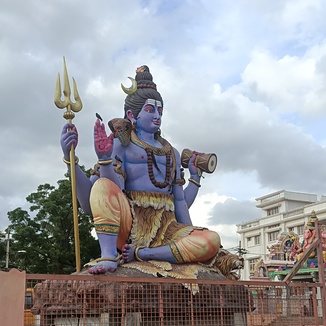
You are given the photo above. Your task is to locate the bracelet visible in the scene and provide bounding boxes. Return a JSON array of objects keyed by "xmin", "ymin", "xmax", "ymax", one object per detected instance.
[
  {"xmin": 134, "ymin": 246, "xmax": 146, "ymax": 262},
  {"xmin": 63, "ymin": 156, "xmax": 79, "ymax": 165},
  {"xmin": 188, "ymin": 178, "xmax": 201, "ymax": 187},
  {"xmin": 98, "ymin": 159, "xmax": 113, "ymax": 165}
]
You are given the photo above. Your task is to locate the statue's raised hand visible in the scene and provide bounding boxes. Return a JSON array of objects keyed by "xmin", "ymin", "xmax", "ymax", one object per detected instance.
[
  {"xmin": 188, "ymin": 152, "xmax": 200, "ymax": 176},
  {"xmin": 94, "ymin": 118, "xmax": 114, "ymax": 160},
  {"xmin": 60, "ymin": 123, "xmax": 78, "ymax": 160}
]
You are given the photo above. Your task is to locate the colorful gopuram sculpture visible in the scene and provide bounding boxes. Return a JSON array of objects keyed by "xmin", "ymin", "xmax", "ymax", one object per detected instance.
[
  {"xmin": 60, "ymin": 65, "xmax": 225, "ymax": 275},
  {"xmin": 264, "ymin": 210, "xmax": 326, "ymax": 272},
  {"xmin": 295, "ymin": 211, "xmax": 318, "ymax": 262},
  {"xmin": 267, "ymin": 231, "xmax": 301, "ymax": 261}
]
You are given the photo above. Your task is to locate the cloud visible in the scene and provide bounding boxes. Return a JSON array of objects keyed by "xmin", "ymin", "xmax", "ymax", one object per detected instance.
[
  {"xmin": 241, "ymin": 47, "xmax": 326, "ymax": 116},
  {"xmin": 208, "ymin": 198, "xmax": 260, "ymax": 226}
]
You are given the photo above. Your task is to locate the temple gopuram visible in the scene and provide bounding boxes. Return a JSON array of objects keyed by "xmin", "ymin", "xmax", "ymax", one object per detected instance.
[{"xmin": 250, "ymin": 210, "xmax": 326, "ymax": 282}]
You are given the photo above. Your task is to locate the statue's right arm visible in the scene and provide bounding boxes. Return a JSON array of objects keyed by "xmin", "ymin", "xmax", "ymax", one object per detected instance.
[
  {"xmin": 94, "ymin": 119, "xmax": 124, "ymax": 189},
  {"xmin": 61, "ymin": 123, "xmax": 93, "ymax": 215}
]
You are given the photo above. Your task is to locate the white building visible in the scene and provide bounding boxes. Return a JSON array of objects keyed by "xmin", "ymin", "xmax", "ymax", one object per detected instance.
[{"xmin": 236, "ymin": 190, "xmax": 326, "ymax": 280}]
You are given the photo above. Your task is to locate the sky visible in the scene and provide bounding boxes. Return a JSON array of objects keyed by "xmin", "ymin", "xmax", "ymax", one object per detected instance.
[{"xmin": 1, "ymin": 0, "xmax": 326, "ymax": 251}]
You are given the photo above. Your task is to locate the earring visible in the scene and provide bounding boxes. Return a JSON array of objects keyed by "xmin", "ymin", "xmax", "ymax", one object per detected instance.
[{"xmin": 154, "ymin": 129, "xmax": 161, "ymax": 139}]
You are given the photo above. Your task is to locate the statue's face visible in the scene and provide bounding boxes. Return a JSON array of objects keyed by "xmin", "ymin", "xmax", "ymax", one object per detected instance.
[
  {"xmin": 304, "ymin": 229, "xmax": 311, "ymax": 239},
  {"xmin": 136, "ymin": 99, "xmax": 163, "ymax": 133}
]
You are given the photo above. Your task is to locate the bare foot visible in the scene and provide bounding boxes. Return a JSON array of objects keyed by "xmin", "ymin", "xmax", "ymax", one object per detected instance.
[
  {"xmin": 122, "ymin": 244, "xmax": 136, "ymax": 263},
  {"xmin": 88, "ymin": 257, "xmax": 120, "ymax": 274}
]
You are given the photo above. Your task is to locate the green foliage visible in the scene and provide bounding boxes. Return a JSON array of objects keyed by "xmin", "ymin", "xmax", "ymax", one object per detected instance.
[
  {"xmin": 0, "ymin": 230, "xmax": 6, "ymax": 266},
  {"xmin": 5, "ymin": 169, "xmax": 100, "ymax": 274}
]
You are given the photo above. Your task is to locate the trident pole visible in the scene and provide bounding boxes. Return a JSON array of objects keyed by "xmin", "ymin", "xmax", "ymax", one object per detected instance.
[{"xmin": 54, "ymin": 57, "xmax": 83, "ymax": 272}]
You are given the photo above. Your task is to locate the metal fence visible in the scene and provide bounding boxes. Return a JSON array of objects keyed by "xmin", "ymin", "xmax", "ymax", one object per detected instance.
[{"xmin": 22, "ymin": 274, "xmax": 324, "ymax": 326}]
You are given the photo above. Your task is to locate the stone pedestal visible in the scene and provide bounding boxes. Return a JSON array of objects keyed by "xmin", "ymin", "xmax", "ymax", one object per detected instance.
[{"xmin": 32, "ymin": 265, "xmax": 253, "ymax": 326}]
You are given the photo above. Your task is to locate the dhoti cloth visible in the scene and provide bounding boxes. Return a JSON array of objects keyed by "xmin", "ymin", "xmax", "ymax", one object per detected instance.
[{"xmin": 90, "ymin": 178, "xmax": 220, "ymax": 263}]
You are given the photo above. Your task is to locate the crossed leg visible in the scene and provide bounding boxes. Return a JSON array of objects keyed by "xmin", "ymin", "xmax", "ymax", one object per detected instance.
[
  {"xmin": 88, "ymin": 178, "xmax": 221, "ymax": 273},
  {"xmin": 121, "ymin": 229, "xmax": 220, "ymax": 264}
]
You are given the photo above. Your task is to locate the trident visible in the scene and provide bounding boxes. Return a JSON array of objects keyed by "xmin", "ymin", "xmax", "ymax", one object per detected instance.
[{"xmin": 54, "ymin": 57, "xmax": 83, "ymax": 272}]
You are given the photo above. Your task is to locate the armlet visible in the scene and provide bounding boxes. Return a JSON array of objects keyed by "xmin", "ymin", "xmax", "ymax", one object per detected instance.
[
  {"xmin": 90, "ymin": 161, "xmax": 127, "ymax": 180},
  {"xmin": 173, "ymin": 178, "xmax": 186, "ymax": 186},
  {"xmin": 90, "ymin": 163, "xmax": 100, "ymax": 177},
  {"xmin": 113, "ymin": 161, "xmax": 127, "ymax": 180}
]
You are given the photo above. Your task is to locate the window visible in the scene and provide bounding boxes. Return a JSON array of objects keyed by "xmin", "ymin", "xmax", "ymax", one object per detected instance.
[
  {"xmin": 288, "ymin": 227, "xmax": 294, "ymax": 232},
  {"xmin": 267, "ymin": 223, "xmax": 280, "ymax": 229},
  {"xmin": 267, "ymin": 207, "xmax": 279, "ymax": 216},
  {"xmin": 297, "ymin": 225, "xmax": 304, "ymax": 235},
  {"xmin": 254, "ymin": 235, "xmax": 260, "ymax": 245},
  {"xmin": 268, "ymin": 231, "xmax": 279, "ymax": 242},
  {"xmin": 249, "ymin": 258, "xmax": 260, "ymax": 273}
]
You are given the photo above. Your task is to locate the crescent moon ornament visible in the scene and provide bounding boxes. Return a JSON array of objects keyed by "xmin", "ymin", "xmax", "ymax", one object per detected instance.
[{"xmin": 121, "ymin": 77, "xmax": 137, "ymax": 95}]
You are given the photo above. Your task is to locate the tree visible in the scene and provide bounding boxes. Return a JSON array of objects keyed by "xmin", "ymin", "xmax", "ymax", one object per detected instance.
[
  {"xmin": 0, "ymin": 230, "xmax": 6, "ymax": 267},
  {"xmin": 6, "ymin": 171, "xmax": 100, "ymax": 274}
]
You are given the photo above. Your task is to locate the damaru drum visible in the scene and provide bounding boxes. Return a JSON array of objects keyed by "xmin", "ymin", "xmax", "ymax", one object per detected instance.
[{"xmin": 181, "ymin": 149, "xmax": 218, "ymax": 174}]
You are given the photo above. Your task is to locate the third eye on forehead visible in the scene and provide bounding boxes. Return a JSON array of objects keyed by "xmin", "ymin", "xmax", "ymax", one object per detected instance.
[
  {"xmin": 144, "ymin": 99, "xmax": 163, "ymax": 115},
  {"xmin": 145, "ymin": 99, "xmax": 162, "ymax": 107}
]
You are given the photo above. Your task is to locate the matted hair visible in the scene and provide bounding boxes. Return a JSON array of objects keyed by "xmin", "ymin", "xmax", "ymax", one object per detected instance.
[{"xmin": 124, "ymin": 66, "xmax": 163, "ymax": 119}]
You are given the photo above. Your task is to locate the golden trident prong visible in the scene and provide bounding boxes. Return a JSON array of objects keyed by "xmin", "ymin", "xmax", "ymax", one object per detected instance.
[
  {"xmin": 54, "ymin": 57, "xmax": 82, "ymax": 272},
  {"xmin": 55, "ymin": 57, "xmax": 83, "ymax": 121}
]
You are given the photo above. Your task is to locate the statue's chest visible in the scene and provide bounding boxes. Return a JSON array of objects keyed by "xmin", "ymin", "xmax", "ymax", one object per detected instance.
[{"xmin": 126, "ymin": 144, "xmax": 170, "ymax": 166}]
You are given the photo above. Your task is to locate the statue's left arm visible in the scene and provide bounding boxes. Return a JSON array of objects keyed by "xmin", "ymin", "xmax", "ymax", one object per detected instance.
[{"xmin": 172, "ymin": 149, "xmax": 193, "ymax": 226}]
